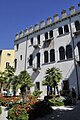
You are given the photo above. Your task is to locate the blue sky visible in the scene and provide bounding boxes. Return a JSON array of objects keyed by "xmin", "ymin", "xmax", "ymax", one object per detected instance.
[{"xmin": 0, "ymin": 0, "xmax": 80, "ymax": 49}]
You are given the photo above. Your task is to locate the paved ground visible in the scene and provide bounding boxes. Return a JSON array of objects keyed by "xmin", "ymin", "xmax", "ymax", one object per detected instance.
[
  {"xmin": 36, "ymin": 101, "xmax": 80, "ymax": 120},
  {"xmin": 0, "ymin": 106, "xmax": 8, "ymax": 120},
  {"xmin": 0, "ymin": 101, "xmax": 80, "ymax": 120}
]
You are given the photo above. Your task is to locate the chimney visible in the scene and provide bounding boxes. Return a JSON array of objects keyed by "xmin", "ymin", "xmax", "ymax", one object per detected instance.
[
  {"xmin": 47, "ymin": 16, "xmax": 52, "ymax": 25},
  {"xmin": 15, "ymin": 33, "xmax": 19, "ymax": 40},
  {"xmin": 69, "ymin": 6, "xmax": 75, "ymax": 15},
  {"xmin": 20, "ymin": 31, "xmax": 23, "ymax": 38},
  {"xmin": 61, "ymin": 9, "xmax": 67, "ymax": 18},
  {"xmin": 54, "ymin": 14, "xmax": 59, "ymax": 22},
  {"xmin": 78, "ymin": 3, "xmax": 80, "ymax": 10},
  {"xmin": 40, "ymin": 20, "xmax": 45, "ymax": 28},
  {"xmin": 29, "ymin": 26, "xmax": 33, "ymax": 33},
  {"xmin": 34, "ymin": 24, "xmax": 39, "ymax": 31},
  {"xmin": 24, "ymin": 28, "xmax": 29, "ymax": 35}
]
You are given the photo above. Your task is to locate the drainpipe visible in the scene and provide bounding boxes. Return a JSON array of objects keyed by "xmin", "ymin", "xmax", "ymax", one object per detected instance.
[{"xmin": 69, "ymin": 16, "xmax": 80, "ymax": 99}]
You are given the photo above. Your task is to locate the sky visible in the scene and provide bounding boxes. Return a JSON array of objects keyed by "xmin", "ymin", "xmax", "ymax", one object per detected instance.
[{"xmin": 0, "ymin": 0, "xmax": 80, "ymax": 49}]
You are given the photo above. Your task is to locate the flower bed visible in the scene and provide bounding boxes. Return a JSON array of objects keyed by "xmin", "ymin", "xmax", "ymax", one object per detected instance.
[{"xmin": 0, "ymin": 95, "xmax": 21, "ymax": 107}]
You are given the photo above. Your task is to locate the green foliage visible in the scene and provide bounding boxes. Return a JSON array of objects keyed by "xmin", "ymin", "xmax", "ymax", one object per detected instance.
[
  {"xmin": 3, "ymin": 66, "xmax": 15, "ymax": 91},
  {"xmin": 33, "ymin": 90, "xmax": 42, "ymax": 98},
  {"xmin": 48, "ymin": 96, "xmax": 64, "ymax": 106},
  {"xmin": 42, "ymin": 67, "xmax": 62, "ymax": 87},
  {"xmin": 18, "ymin": 70, "xmax": 33, "ymax": 88},
  {"xmin": 7, "ymin": 108, "xmax": 29, "ymax": 120},
  {"xmin": 0, "ymin": 107, "xmax": 2, "ymax": 114},
  {"xmin": 17, "ymin": 111, "xmax": 29, "ymax": 120},
  {"xmin": 0, "ymin": 71, "xmax": 6, "ymax": 91}
]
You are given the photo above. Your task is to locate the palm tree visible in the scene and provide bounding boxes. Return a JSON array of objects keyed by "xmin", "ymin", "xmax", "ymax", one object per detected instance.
[
  {"xmin": 4, "ymin": 66, "xmax": 15, "ymax": 94},
  {"xmin": 42, "ymin": 67, "xmax": 62, "ymax": 95},
  {"xmin": 12, "ymin": 75, "xmax": 19, "ymax": 96},
  {"xmin": 0, "ymin": 71, "xmax": 6, "ymax": 92},
  {"xmin": 18, "ymin": 70, "xmax": 33, "ymax": 101}
]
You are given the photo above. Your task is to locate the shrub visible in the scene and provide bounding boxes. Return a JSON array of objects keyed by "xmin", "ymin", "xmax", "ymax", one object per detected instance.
[
  {"xmin": 48, "ymin": 96, "xmax": 64, "ymax": 106},
  {"xmin": 0, "ymin": 107, "xmax": 2, "ymax": 114},
  {"xmin": 7, "ymin": 107, "xmax": 29, "ymax": 120},
  {"xmin": 63, "ymin": 96, "xmax": 72, "ymax": 105},
  {"xmin": 28, "ymin": 100, "xmax": 53, "ymax": 120},
  {"xmin": 33, "ymin": 90, "xmax": 42, "ymax": 98}
]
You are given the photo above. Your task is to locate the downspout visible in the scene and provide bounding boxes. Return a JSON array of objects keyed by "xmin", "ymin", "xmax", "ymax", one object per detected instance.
[{"xmin": 24, "ymin": 36, "xmax": 28, "ymax": 70}]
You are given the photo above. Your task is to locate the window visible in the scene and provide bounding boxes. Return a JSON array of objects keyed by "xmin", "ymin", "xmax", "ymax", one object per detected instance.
[
  {"xmin": 20, "ymin": 55, "xmax": 22, "ymax": 60},
  {"xmin": 64, "ymin": 25, "xmax": 69, "ymax": 33},
  {"xmin": 35, "ymin": 82, "xmax": 40, "ymax": 90},
  {"xmin": 14, "ymin": 59, "xmax": 17, "ymax": 69},
  {"xmin": 37, "ymin": 53, "xmax": 40, "ymax": 67},
  {"xmin": 29, "ymin": 55, "xmax": 33, "ymax": 66},
  {"xmin": 31, "ymin": 38, "xmax": 33, "ymax": 45},
  {"xmin": 50, "ymin": 49, "xmax": 55, "ymax": 62},
  {"xmin": 49, "ymin": 30, "xmax": 53, "ymax": 38},
  {"xmin": 45, "ymin": 32, "xmax": 48, "ymax": 40},
  {"xmin": 66, "ymin": 45, "xmax": 72, "ymax": 59},
  {"xmin": 58, "ymin": 27, "xmax": 63, "ymax": 35},
  {"xmin": 59, "ymin": 47, "xmax": 65, "ymax": 60},
  {"xmin": 44, "ymin": 51, "xmax": 48, "ymax": 63},
  {"xmin": 7, "ymin": 53, "xmax": 11, "ymax": 56},
  {"xmin": 75, "ymin": 21, "xmax": 80, "ymax": 31},
  {"xmin": 77, "ymin": 42, "xmax": 80, "ymax": 59},
  {"xmin": 37, "ymin": 35, "xmax": 40, "ymax": 44},
  {"xmin": 16, "ymin": 44, "xmax": 19, "ymax": 51},
  {"xmin": 6, "ymin": 62, "xmax": 10, "ymax": 68}
]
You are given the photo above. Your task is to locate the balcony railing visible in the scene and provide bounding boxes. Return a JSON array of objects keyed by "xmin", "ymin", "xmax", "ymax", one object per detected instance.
[
  {"xmin": 43, "ymin": 37, "xmax": 54, "ymax": 42},
  {"xmin": 32, "ymin": 63, "xmax": 40, "ymax": 71}
]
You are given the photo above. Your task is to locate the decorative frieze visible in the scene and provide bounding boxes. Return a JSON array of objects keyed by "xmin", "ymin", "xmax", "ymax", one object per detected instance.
[
  {"xmin": 24, "ymin": 28, "xmax": 29, "ymax": 35},
  {"xmin": 61, "ymin": 10, "xmax": 67, "ymax": 18},
  {"xmin": 15, "ymin": 33, "xmax": 19, "ymax": 40},
  {"xmin": 47, "ymin": 16, "xmax": 52, "ymax": 25},
  {"xmin": 54, "ymin": 14, "xmax": 59, "ymax": 22},
  {"xmin": 34, "ymin": 24, "xmax": 39, "ymax": 31},
  {"xmin": 69, "ymin": 6, "xmax": 75, "ymax": 15},
  {"xmin": 40, "ymin": 20, "xmax": 45, "ymax": 28},
  {"xmin": 20, "ymin": 31, "xmax": 23, "ymax": 38},
  {"xmin": 29, "ymin": 26, "xmax": 33, "ymax": 33}
]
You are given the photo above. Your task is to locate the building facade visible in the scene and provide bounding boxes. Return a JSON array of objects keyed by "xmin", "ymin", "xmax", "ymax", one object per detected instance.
[
  {"xmin": 0, "ymin": 50, "xmax": 15, "ymax": 72},
  {"xmin": 14, "ymin": 3, "xmax": 80, "ymax": 98}
]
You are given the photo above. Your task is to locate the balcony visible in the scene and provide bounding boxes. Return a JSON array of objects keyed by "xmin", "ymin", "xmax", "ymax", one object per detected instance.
[
  {"xmin": 32, "ymin": 63, "xmax": 40, "ymax": 71},
  {"xmin": 43, "ymin": 37, "xmax": 53, "ymax": 42},
  {"xmin": 73, "ymin": 30, "xmax": 80, "ymax": 36},
  {"xmin": 33, "ymin": 44, "xmax": 40, "ymax": 49}
]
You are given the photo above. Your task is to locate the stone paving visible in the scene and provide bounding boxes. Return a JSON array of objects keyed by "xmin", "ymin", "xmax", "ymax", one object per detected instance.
[
  {"xmin": 36, "ymin": 101, "xmax": 80, "ymax": 120},
  {"xmin": 0, "ymin": 106, "xmax": 8, "ymax": 120}
]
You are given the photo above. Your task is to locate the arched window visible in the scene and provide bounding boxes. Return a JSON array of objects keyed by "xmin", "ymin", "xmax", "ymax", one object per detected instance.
[
  {"xmin": 58, "ymin": 27, "xmax": 63, "ymax": 35},
  {"xmin": 44, "ymin": 51, "xmax": 48, "ymax": 63},
  {"xmin": 49, "ymin": 30, "xmax": 53, "ymax": 38},
  {"xmin": 75, "ymin": 21, "xmax": 80, "ymax": 31},
  {"xmin": 37, "ymin": 35, "xmax": 40, "ymax": 44},
  {"xmin": 66, "ymin": 45, "xmax": 72, "ymax": 59},
  {"xmin": 45, "ymin": 32, "xmax": 48, "ymax": 40},
  {"xmin": 50, "ymin": 49, "xmax": 55, "ymax": 62},
  {"xmin": 37, "ymin": 53, "xmax": 40, "ymax": 67},
  {"xmin": 77, "ymin": 42, "xmax": 80, "ymax": 59},
  {"xmin": 59, "ymin": 47, "xmax": 65, "ymax": 60},
  {"xmin": 14, "ymin": 59, "xmax": 17, "ymax": 69},
  {"xmin": 29, "ymin": 55, "xmax": 33, "ymax": 66},
  {"xmin": 64, "ymin": 25, "xmax": 69, "ymax": 33}
]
